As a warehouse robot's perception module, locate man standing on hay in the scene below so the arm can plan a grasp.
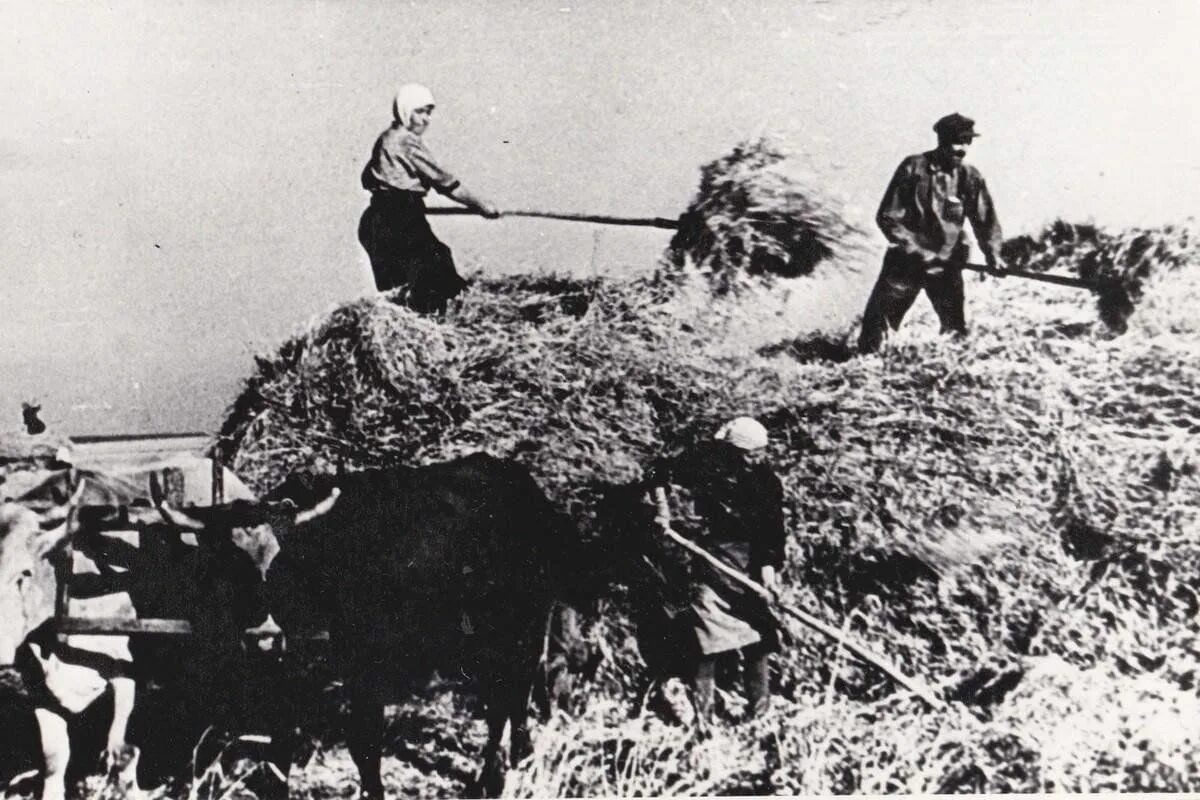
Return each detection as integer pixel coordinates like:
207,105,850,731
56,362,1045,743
858,113,1007,353
650,417,786,724
359,83,501,314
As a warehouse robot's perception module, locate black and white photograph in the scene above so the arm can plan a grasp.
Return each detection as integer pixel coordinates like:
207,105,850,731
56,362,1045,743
2,1,1199,797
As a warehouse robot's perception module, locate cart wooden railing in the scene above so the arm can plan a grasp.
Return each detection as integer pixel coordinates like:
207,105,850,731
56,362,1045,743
43,458,303,640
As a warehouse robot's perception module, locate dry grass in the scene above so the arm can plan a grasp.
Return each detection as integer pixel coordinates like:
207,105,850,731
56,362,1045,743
663,136,877,295
156,138,1195,797
1001,218,1197,331
4,205,1195,796
215,269,805,539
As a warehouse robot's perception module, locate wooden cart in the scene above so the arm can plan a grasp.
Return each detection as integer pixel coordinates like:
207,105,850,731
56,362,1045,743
46,456,226,639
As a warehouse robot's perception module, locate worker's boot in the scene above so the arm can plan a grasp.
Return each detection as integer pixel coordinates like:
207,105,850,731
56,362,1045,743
691,657,717,734
744,646,771,719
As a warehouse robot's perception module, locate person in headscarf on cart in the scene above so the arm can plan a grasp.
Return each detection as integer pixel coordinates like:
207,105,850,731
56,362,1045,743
358,83,501,314
648,416,787,723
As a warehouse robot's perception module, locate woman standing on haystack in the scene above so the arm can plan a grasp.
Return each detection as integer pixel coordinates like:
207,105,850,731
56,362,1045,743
358,83,501,314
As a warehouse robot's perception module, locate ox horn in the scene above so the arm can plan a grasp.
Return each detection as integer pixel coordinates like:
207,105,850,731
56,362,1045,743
36,479,88,528
157,489,339,532
294,488,340,525
158,503,207,532
158,498,283,530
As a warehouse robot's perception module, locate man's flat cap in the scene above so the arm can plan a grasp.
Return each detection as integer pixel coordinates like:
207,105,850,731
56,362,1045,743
933,112,980,141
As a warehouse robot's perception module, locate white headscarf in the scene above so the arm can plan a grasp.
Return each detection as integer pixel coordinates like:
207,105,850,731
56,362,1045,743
714,416,769,451
393,83,436,129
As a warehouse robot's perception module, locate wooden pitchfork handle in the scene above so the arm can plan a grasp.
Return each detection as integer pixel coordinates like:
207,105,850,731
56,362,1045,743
426,206,680,230
952,261,1096,290
652,487,944,709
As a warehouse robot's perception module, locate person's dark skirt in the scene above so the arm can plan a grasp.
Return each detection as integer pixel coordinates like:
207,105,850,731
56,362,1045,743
357,191,469,314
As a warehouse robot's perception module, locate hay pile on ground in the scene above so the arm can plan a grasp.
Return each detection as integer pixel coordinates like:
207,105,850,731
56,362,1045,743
662,136,876,294
502,225,1200,796
213,212,1200,796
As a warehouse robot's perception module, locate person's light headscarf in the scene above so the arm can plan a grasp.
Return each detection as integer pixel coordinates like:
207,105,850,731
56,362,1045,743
714,416,769,451
393,83,436,129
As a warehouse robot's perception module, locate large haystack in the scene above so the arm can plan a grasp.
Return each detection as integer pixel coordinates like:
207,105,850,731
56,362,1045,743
217,274,784,525
218,185,1200,793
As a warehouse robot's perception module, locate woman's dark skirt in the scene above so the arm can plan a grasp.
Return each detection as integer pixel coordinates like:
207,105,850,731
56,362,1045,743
357,192,469,314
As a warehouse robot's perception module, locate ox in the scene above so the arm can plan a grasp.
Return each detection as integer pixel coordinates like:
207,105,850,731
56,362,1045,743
162,452,582,799
0,458,275,800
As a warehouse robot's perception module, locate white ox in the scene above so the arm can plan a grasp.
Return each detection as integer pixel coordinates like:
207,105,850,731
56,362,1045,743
0,457,272,800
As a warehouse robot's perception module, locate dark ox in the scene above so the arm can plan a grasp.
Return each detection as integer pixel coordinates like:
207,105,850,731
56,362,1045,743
164,452,582,799
0,460,274,800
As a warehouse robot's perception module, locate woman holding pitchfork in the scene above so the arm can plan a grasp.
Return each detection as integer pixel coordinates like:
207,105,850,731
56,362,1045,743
358,83,501,314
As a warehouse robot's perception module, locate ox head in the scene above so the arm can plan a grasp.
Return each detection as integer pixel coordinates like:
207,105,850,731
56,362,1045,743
0,496,78,664
156,489,341,633
157,491,342,540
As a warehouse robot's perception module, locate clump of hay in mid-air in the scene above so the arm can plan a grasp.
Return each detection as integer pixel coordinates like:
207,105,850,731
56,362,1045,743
1001,219,1197,332
662,136,875,294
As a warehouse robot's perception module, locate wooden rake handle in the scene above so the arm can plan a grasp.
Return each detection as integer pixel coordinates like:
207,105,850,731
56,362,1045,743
429,207,1090,291
958,262,1096,290
426,206,680,229
652,487,944,709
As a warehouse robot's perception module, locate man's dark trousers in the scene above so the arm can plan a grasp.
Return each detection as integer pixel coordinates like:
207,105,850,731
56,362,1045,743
858,245,969,353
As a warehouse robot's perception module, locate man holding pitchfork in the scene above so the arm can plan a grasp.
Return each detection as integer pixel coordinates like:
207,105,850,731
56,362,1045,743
858,112,1008,353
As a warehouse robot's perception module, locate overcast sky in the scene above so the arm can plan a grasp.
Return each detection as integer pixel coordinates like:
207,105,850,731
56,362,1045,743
2,0,1198,435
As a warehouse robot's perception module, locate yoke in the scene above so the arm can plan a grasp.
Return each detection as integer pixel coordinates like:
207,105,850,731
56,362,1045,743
48,457,232,639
